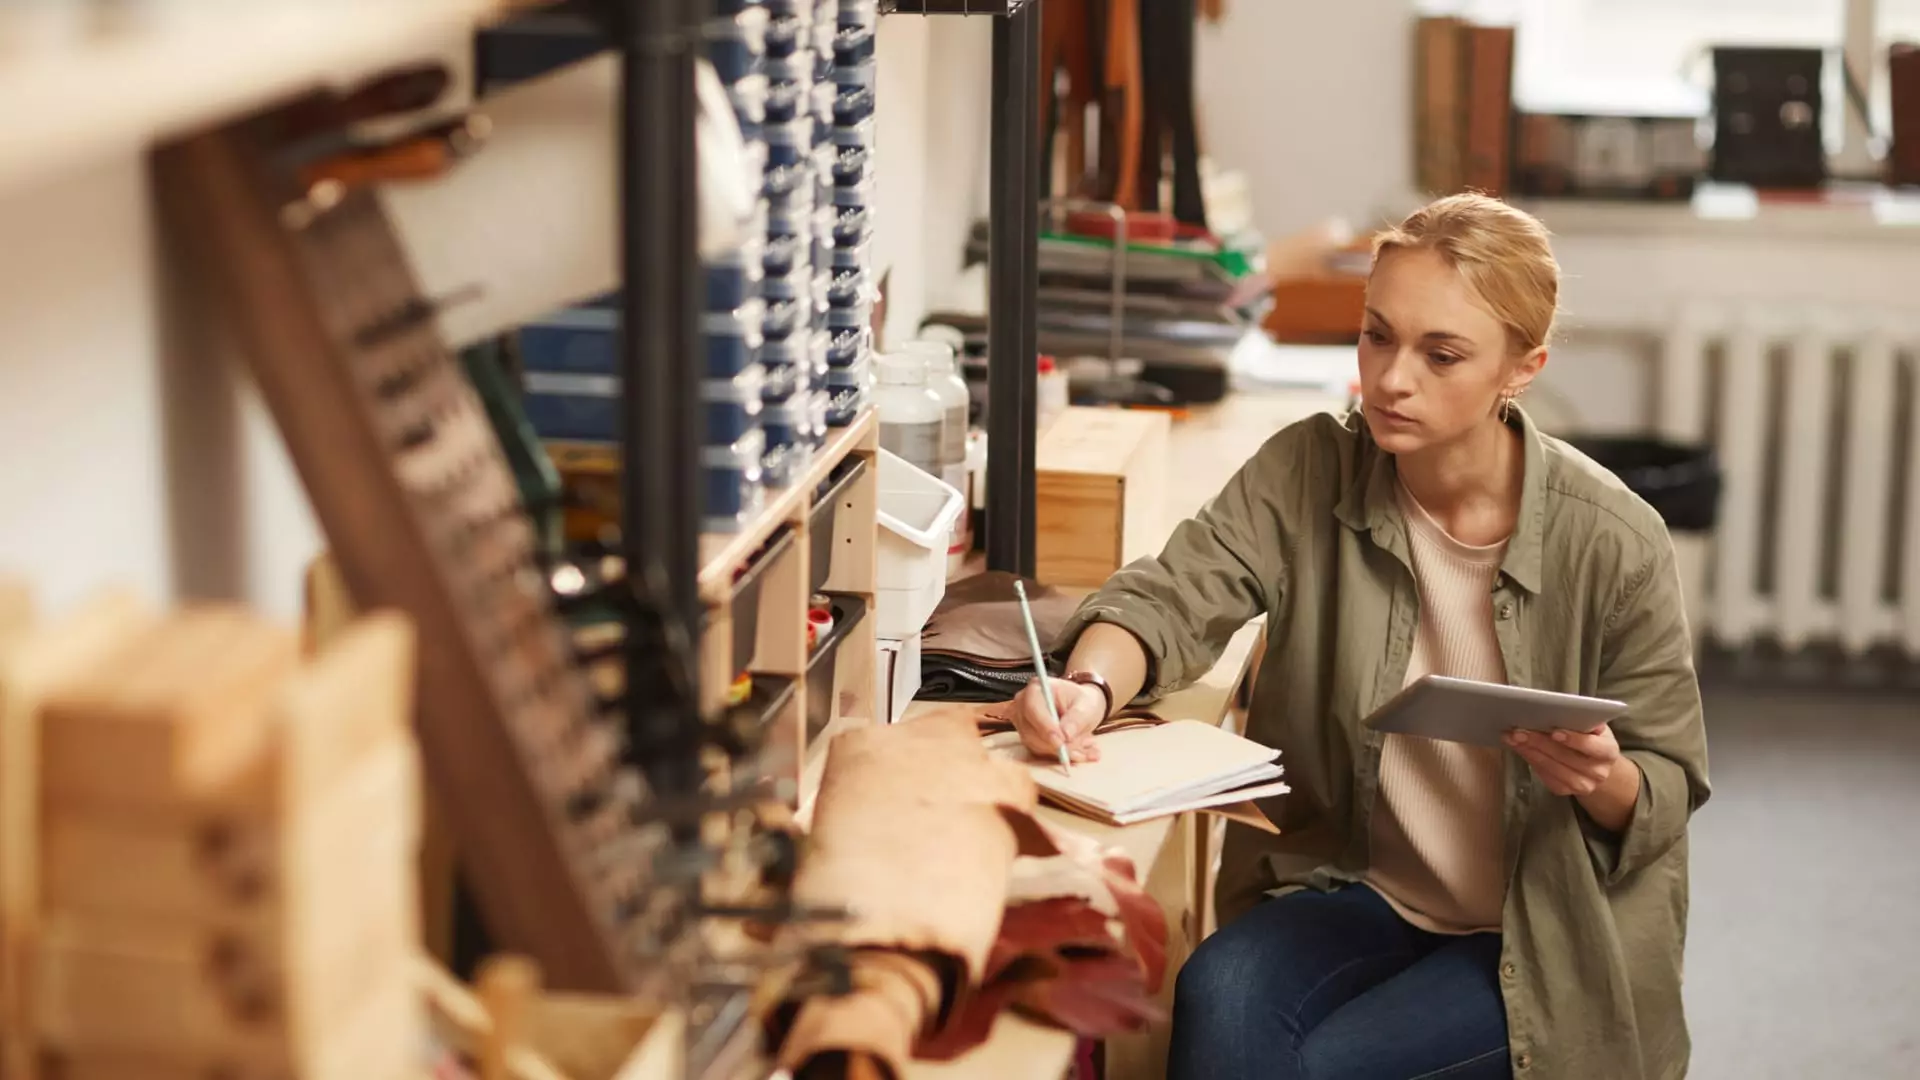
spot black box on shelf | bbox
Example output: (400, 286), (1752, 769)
(1710, 46), (1826, 189)
(1890, 42), (1920, 186)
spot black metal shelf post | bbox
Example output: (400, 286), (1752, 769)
(986, 0), (1042, 577)
(618, 0), (706, 801)
(884, 0), (1043, 578)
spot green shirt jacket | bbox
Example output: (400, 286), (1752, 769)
(1056, 407), (1711, 1080)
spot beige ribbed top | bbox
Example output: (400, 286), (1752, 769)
(1363, 484), (1511, 935)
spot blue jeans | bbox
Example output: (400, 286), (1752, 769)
(1168, 884), (1512, 1080)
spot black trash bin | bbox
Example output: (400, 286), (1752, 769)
(1566, 436), (1723, 534)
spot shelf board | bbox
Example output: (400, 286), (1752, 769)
(698, 410), (876, 602)
(797, 711), (875, 821)
(0, 0), (540, 200)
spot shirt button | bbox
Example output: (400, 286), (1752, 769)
(1501, 961), (1518, 980)
(1497, 601), (1516, 621)
(1517, 1053), (1533, 1070)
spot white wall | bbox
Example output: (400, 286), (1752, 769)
(0, 158), (323, 622)
(873, 17), (935, 347)
(1195, 0), (1423, 240)
(874, 16), (994, 346)
(0, 162), (173, 615)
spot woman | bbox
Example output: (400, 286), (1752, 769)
(1012, 194), (1709, 1080)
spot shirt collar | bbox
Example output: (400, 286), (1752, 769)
(1334, 405), (1547, 594)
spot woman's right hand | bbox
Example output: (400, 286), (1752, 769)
(1011, 677), (1106, 764)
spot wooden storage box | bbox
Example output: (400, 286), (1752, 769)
(1261, 274), (1367, 345)
(1036, 407), (1171, 588)
(5, 595), (425, 1080)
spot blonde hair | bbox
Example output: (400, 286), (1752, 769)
(1371, 193), (1560, 355)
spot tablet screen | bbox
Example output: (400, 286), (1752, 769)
(1364, 675), (1627, 748)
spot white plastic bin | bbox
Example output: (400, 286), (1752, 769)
(875, 448), (964, 639)
(875, 633), (923, 724)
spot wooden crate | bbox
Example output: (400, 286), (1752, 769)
(1036, 408), (1171, 588)
(35, 971), (419, 1080)
(4, 592), (151, 1080)
(3, 591), (425, 1080)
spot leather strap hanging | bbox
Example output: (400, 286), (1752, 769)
(1040, 0), (1095, 196)
(1101, 0), (1144, 210)
(1135, 0), (1208, 227)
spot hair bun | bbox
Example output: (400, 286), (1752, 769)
(1372, 193), (1561, 354)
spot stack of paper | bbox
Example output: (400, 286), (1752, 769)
(989, 720), (1289, 827)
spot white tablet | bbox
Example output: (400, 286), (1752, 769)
(1364, 674), (1627, 748)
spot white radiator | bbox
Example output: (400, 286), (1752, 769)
(1658, 304), (1920, 658)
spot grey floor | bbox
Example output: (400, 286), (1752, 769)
(1686, 680), (1920, 1078)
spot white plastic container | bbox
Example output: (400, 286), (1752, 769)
(900, 340), (969, 478)
(874, 351), (945, 478)
(901, 339), (973, 572)
(875, 448), (965, 639)
(875, 632), (923, 724)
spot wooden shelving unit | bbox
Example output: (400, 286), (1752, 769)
(546, 412), (879, 605)
(694, 413), (879, 602)
(0, 3), (799, 1077)
(552, 410), (881, 797)
(0, 0), (956, 1072)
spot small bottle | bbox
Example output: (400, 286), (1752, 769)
(807, 594), (835, 650)
(1037, 354), (1070, 433)
(903, 339), (973, 573)
(874, 351), (945, 478)
(900, 341), (970, 485)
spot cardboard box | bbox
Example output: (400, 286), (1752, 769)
(1262, 275), (1367, 345)
(1036, 408), (1171, 588)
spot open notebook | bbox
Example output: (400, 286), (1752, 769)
(985, 720), (1289, 827)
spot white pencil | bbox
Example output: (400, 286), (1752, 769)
(1013, 580), (1073, 777)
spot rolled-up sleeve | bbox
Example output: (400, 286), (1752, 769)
(1581, 541), (1712, 884)
(1052, 427), (1303, 700)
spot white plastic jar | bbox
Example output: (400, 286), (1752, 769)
(874, 351), (945, 479)
(901, 338), (973, 571)
(899, 340), (970, 488)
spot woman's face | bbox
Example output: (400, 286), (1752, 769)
(1357, 246), (1543, 456)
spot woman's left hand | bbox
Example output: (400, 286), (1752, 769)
(1502, 725), (1620, 797)
(1504, 724), (1643, 833)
